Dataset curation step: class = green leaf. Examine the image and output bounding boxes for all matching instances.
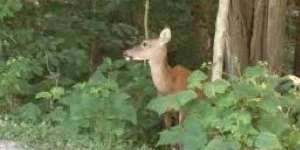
[255,132,282,149]
[206,137,241,150]
[182,115,207,150]
[49,106,68,123]
[35,91,52,100]
[233,82,261,99]
[147,90,197,115]
[157,126,183,145]
[157,123,207,150]
[213,79,230,94]
[244,66,268,79]
[258,96,279,114]
[203,79,229,98]
[186,101,218,128]
[203,83,215,98]
[187,70,207,89]
[17,103,42,120]
[216,92,237,108]
[51,86,65,99]
[258,114,290,136]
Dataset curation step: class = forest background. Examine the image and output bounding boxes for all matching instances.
[0,0,300,150]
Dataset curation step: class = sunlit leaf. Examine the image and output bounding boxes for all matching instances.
[203,83,215,98]
[187,70,207,89]
[51,86,65,99]
[35,91,52,100]
[244,66,268,79]
[206,137,241,150]
[213,79,230,94]
[258,114,290,136]
[157,126,183,145]
[255,132,282,149]
[147,90,197,115]
[216,92,237,108]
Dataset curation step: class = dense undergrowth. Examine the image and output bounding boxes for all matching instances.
[1,58,300,150]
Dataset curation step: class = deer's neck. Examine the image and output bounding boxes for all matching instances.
[148,52,172,95]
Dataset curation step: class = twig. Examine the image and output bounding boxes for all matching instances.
[144,0,150,39]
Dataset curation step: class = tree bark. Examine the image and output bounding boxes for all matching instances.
[214,0,287,77]
[294,2,300,77]
[250,0,269,64]
[212,0,230,81]
[266,0,287,73]
[226,0,254,75]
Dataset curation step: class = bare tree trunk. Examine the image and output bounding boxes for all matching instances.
[294,2,300,77]
[226,0,254,75]
[212,0,230,81]
[266,0,287,73]
[250,0,269,64]
[215,0,287,77]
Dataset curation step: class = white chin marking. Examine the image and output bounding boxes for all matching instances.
[125,57,130,61]
[125,56,147,61]
[132,57,147,60]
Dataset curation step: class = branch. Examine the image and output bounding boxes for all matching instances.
[144,0,150,39]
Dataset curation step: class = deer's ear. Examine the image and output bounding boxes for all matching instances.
[159,27,171,44]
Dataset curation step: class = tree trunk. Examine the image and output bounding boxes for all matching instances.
[226,0,254,75]
[266,0,287,73]
[250,0,269,64]
[212,0,230,81]
[213,0,287,77]
[294,2,300,77]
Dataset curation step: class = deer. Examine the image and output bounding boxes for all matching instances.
[123,27,203,131]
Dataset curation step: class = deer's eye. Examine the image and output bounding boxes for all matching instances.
[142,42,148,47]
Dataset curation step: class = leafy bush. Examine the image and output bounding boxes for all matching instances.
[21,58,158,147]
[148,65,300,150]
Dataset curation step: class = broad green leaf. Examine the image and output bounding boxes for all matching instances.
[182,127,207,150]
[203,83,215,98]
[244,66,268,79]
[119,104,137,125]
[35,91,52,100]
[258,114,290,136]
[216,92,237,108]
[51,86,65,99]
[17,103,42,120]
[255,132,282,149]
[147,90,197,115]
[49,106,67,123]
[212,79,230,94]
[203,80,229,98]
[110,92,130,101]
[258,96,279,114]
[206,138,241,150]
[186,101,218,128]
[157,126,184,145]
[265,76,280,90]
[182,115,207,150]
[233,82,261,99]
[187,70,207,89]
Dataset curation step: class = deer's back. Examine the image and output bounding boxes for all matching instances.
[170,65,191,93]
[170,65,205,98]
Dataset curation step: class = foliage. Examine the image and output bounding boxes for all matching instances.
[149,65,300,150]
[0,116,152,150]
[0,0,299,149]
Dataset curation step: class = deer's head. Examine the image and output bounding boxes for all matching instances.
[123,27,171,63]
